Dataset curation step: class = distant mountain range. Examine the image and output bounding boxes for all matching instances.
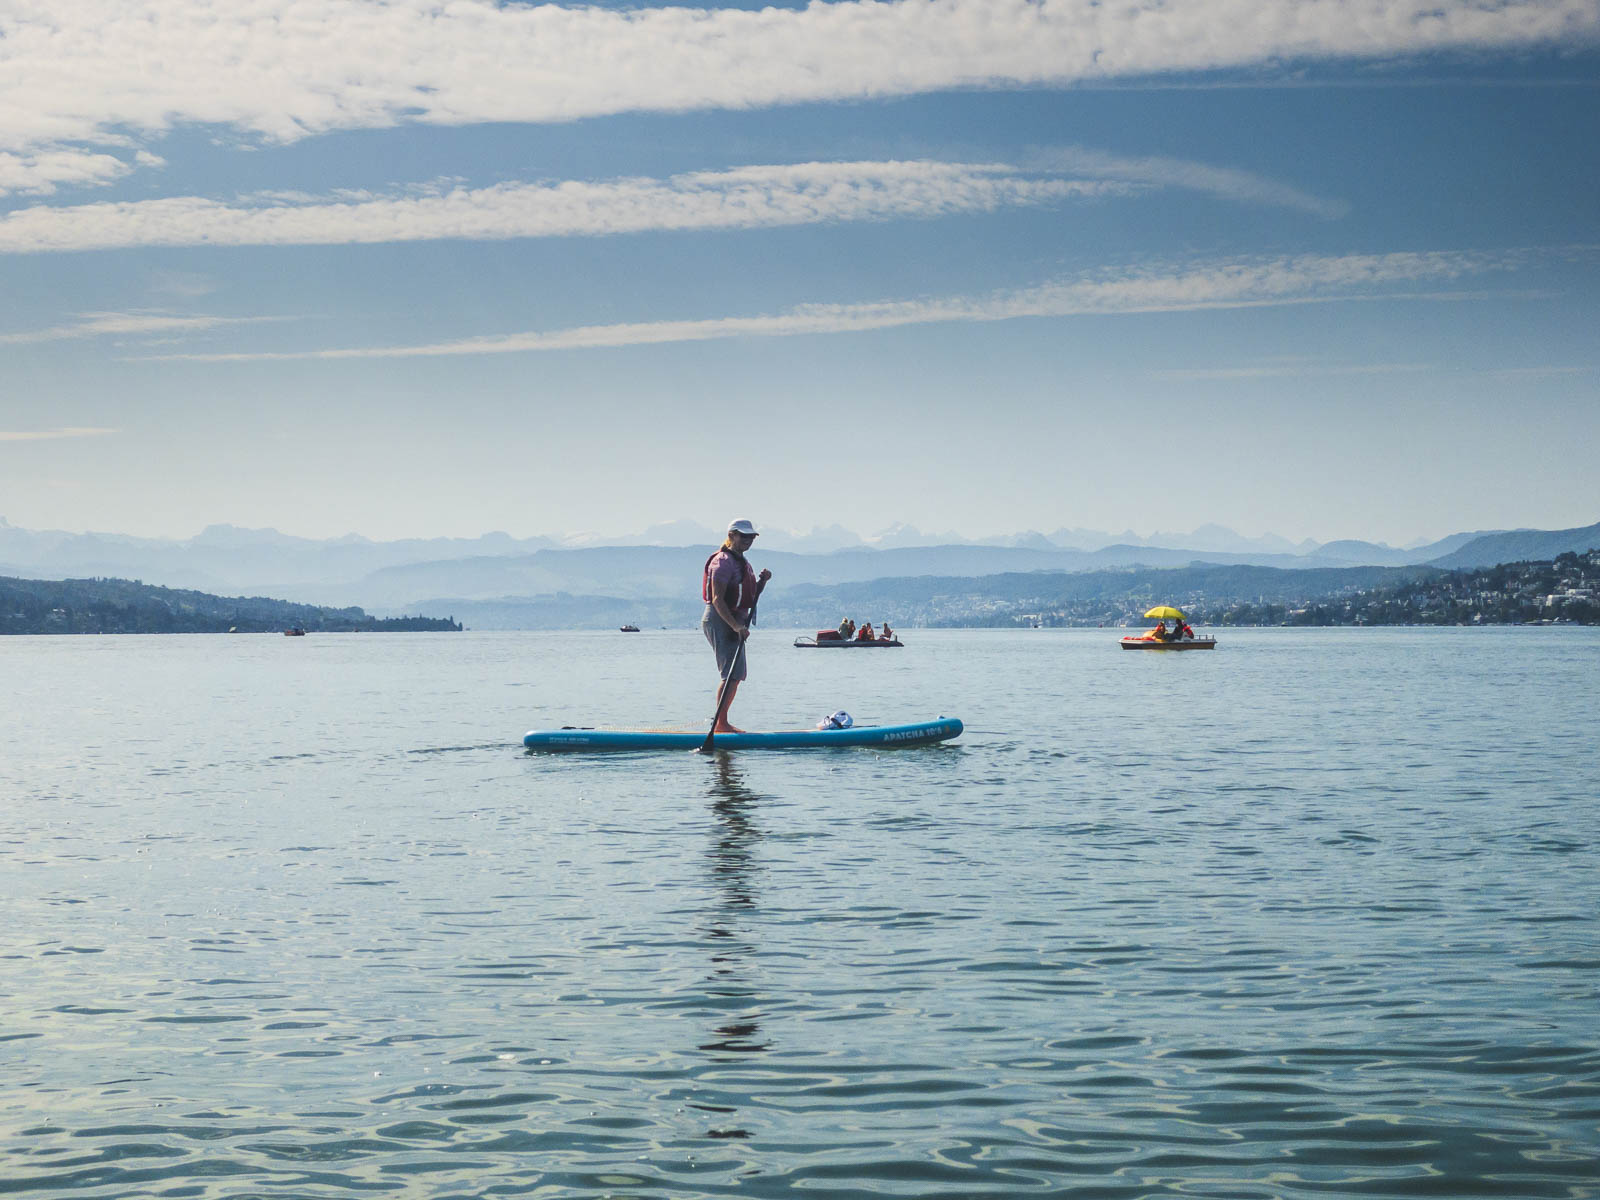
[13,549,1596,635]
[2,516,1596,627]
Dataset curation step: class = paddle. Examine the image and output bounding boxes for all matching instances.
[698,594,758,754]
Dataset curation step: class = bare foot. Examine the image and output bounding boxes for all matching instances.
[712,723,746,734]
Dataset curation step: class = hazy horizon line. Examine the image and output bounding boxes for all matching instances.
[7,514,1591,555]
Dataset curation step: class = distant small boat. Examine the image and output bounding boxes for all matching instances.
[284,626,306,637]
[795,630,903,648]
[620,625,640,633]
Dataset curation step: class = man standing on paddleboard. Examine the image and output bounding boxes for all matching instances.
[702,519,771,734]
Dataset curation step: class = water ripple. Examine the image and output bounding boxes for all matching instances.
[4,629,1599,1197]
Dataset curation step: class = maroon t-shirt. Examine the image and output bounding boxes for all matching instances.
[703,550,757,623]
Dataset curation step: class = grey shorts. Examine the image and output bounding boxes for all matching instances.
[702,606,748,682]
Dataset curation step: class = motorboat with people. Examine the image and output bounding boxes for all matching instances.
[794,633,904,648]
[795,623,903,648]
[798,618,902,648]
[1120,605,1216,650]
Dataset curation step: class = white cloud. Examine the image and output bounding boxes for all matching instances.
[0,161,1118,252]
[136,248,1527,361]
[0,426,119,441]
[2,0,1594,193]
[0,311,283,345]
[0,148,159,197]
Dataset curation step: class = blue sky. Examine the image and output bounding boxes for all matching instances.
[2,0,1597,547]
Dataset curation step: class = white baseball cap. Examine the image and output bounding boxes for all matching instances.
[727,519,758,537]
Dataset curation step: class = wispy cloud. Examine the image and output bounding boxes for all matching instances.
[3,0,1595,194]
[1485,364,1596,378]
[0,161,1122,253]
[0,311,285,345]
[1154,359,1599,380]
[0,426,119,442]
[148,270,220,299]
[136,249,1529,362]
[1148,361,1435,380]
[1037,148,1349,220]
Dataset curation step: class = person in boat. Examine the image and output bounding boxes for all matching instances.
[1150,620,1171,641]
[881,621,894,642]
[1178,621,1195,640]
[838,617,855,640]
[702,519,771,734]
[856,621,875,641]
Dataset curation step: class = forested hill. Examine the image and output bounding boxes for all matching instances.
[0,576,461,634]
[777,551,1600,628]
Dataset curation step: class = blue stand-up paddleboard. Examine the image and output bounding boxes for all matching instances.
[523,717,963,752]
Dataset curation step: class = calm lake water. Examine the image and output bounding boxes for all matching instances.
[3,627,1598,1198]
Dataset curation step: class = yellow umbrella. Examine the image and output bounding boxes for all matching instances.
[1144,605,1185,620]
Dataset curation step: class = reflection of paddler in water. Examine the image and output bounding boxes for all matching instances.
[699,755,772,1061]
[707,755,760,918]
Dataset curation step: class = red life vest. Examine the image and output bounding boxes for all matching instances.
[702,549,756,612]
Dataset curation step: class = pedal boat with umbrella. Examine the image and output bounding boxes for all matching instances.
[1120,606,1216,650]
